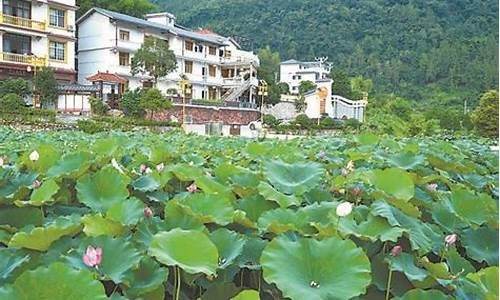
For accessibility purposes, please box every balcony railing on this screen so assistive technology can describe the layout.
[0,14,46,31]
[0,52,47,66]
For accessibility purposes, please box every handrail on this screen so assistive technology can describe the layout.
[0,52,47,66]
[0,14,46,31]
[332,95,368,106]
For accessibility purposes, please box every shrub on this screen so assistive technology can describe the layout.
[293,114,314,129]
[471,90,499,138]
[320,117,336,129]
[263,115,280,128]
[0,93,26,111]
[89,97,109,116]
[33,67,58,108]
[120,89,146,118]
[76,119,106,134]
[345,118,361,130]
[0,79,31,98]
[139,88,172,119]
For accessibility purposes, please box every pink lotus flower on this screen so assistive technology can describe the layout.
[346,160,355,171]
[139,164,147,174]
[353,186,361,196]
[29,150,39,161]
[187,183,197,193]
[340,169,348,177]
[83,245,102,269]
[33,180,41,189]
[156,163,165,172]
[390,245,402,257]
[319,151,326,160]
[445,234,457,247]
[427,183,438,192]
[144,207,153,218]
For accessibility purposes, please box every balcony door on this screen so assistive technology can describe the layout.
[3,33,31,54]
[3,0,31,19]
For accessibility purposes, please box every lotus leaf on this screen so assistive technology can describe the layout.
[263,160,323,195]
[369,168,415,201]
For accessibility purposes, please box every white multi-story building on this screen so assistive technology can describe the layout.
[0,0,76,81]
[280,58,332,94]
[77,8,259,107]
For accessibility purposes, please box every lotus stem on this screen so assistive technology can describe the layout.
[439,248,447,263]
[175,266,181,300]
[385,266,393,300]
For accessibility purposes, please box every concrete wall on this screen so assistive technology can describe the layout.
[153,105,260,125]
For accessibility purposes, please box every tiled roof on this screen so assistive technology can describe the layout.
[194,29,222,37]
[80,8,229,46]
[57,84,100,92]
[87,72,128,84]
[281,59,300,64]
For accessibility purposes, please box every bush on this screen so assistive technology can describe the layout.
[33,67,58,108]
[293,114,314,129]
[471,90,499,138]
[263,114,280,128]
[0,79,31,98]
[0,93,26,111]
[139,88,172,119]
[89,97,109,116]
[320,117,342,129]
[76,120,106,134]
[345,118,361,130]
[120,89,146,118]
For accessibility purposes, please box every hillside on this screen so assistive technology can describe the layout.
[152,0,498,101]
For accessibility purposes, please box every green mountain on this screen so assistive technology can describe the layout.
[152,0,498,101]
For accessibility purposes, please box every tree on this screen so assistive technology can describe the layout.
[298,81,316,94]
[471,90,499,138]
[120,88,146,118]
[0,93,25,111]
[351,75,373,100]
[33,67,58,108]
[331,69,353,99]
[0,79,31,98]
[131,37,177,85]
[257,46,280,84]
[139,88,172,119]
[76,0,157,18]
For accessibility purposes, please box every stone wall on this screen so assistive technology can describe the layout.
[153,105,260,125]
[262,101,298,121]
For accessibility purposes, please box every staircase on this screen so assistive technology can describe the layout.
[222,80,252,102]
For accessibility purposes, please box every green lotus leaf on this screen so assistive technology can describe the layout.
[123,257,169,298]
[200,282,240,300]
[464,266,499,300]
[369,168,415,201]
[76,166,130,212]
[209,228,246,269]
[394,289,453,300]
[342,214,405,242]
[387,152,425,170]
[0,171,38,203]
[258,208,309,235]
[462,226,499,265]
[195,175,234,199]
[23,145,60,175]
[355,133,379,145]
[25,179,59,206]
[106,197,145,226]
[261,236,371,300]
[169,163,202,181]
[232,210,257,229]
[0,262,107,300]
[232,290,260,300]
[0,248,30,283]
[0,206,43,229]
[82,214,126,237]
[149,229,218,275]
[449,188,497,226]
[446,246,475,275]
[180,193,234,226]
[46,151,93,178]
[386,253,429,283]
[132,218,168,252]
[92,137,121,157]
[8,216,82,251]
[257,182,302,208]
[236,237,268,270]
[236,195,277,222]
[131,174,161,192]
[163,200,205,231]
[263,160,324,195]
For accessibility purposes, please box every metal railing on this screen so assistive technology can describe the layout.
[0,14,46,31]
[0,52,47,66]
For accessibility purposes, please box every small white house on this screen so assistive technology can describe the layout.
[280,57,332,94]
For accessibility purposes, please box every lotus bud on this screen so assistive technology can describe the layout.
[139,164,147,174]
[29,150,39,161]
[82,245,102,269]
[156,163,165,172]
[336,202,353,217]
[427,183,438,192]
[329,185,337,193]
[0,157,3,167]
[144,207,153,218]
[353,186,361,196]
[145,167,152,174]
[33,180,41,189]
[340,169,348,177]
[444,234,457,247]
[318,150,326,160]
[187,183,198,193]
[346,160,355,171]
[390,245,402,257]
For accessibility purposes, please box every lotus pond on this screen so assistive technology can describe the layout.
[0,127,498,300]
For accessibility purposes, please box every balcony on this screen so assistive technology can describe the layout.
[0,52,47,66]
[0,14,46,32]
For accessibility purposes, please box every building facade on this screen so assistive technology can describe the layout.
[77,8,260,107]
[0,0,76,81]
[280,58,332,94]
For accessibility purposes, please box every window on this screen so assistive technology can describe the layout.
[194,44,203,53]
[209,65,216,77]
[224,50,231,58]
[209,46,217,55]
[185,41,193,51]
[49,8,65,28]
[201,90,206,99]
[143,81,153,88]
[201,67,206,76]
[119,52,129,66]
[49,40,65,61]
[184,60,193,74]
[3,0,31,19]
[3,33,30,54]
[119,30,130,41]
